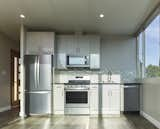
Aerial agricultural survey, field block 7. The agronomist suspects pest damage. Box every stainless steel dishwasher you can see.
[124,84,140,112]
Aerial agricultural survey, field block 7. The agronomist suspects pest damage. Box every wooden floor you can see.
[0,108,19,128]
[1,114,158,129]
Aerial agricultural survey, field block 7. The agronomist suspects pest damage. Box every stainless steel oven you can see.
[64,76,90,114]
[65,87,89,108]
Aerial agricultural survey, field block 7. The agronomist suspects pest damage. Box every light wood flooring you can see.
[1,114,158,129]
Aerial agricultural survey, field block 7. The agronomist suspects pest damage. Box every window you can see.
[145,15,160,77]
[138,33,143,63]
[137,32,144,78]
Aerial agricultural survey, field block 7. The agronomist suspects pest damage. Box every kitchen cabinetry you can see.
[26,32,55,55]
[54,85,64,114]
[102,84,120,115]
[57,35,90,56]
[56,35,100,69]
[90,85,99,115]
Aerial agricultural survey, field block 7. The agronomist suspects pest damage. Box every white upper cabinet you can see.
[26,32,55,55]
[89,36,100,69]
[56,53,67,69]
[57,35,90,56]
[57,35,76,55]
[76,36,90,56]
[90,54,100,69]
[89,36,100,54]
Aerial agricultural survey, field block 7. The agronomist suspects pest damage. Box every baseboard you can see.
[54,110,64,115]
[0,106,11,112]
[140,111,160,129]
[64,108,89,115]
[123,111,140,114]
[101,110,120,115]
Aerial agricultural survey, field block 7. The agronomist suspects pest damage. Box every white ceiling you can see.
[0,0,159,41]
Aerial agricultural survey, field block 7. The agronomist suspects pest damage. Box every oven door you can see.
[65,89,89,108]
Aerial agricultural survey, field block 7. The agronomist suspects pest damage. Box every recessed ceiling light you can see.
[20,14,25,19]
[99,14,104,18]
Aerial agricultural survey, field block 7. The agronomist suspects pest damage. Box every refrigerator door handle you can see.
[37,56,40,89]
[27,91,50,94]
[34,56,37,89]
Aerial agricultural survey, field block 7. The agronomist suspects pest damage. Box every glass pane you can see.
[138,33,143,62]
[145,15,160,77]
[69,57,85,65]
[14,57,18,101]
[66,91,88,103]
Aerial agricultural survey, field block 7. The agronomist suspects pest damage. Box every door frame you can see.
[10,49,20,109]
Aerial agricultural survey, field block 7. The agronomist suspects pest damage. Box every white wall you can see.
[0,32,19,112]
[101,36,137,82]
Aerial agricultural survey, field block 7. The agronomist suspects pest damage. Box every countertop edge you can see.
[54,83,142,85]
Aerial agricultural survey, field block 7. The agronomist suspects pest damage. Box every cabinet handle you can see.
[111,91,112,96]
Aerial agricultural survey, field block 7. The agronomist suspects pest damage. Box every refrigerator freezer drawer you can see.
[25,91,51,115]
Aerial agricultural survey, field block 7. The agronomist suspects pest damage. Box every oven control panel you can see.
[64,85,90,90]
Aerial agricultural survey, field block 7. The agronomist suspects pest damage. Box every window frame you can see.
[137,13,160,78]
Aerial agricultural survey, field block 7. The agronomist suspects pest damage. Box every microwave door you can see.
[69,56,85,65]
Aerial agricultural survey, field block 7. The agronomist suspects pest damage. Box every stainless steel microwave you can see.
[66,55,90,68]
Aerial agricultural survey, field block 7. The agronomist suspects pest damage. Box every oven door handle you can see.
[64,88,89,91]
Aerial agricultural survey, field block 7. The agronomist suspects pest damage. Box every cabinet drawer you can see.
[103,84,120,90]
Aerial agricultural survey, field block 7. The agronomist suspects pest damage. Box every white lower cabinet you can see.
[102,84,120,115]
[90,85,99,115]
[54,85,64,114]
[53,84,120,116]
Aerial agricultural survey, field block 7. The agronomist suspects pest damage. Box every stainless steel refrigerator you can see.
[24,55,53,115]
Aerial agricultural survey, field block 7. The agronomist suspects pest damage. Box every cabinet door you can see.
[89,36,100,69]
[76,36,90,56]
[90,85,99,113]
[89,36,100,54]
[26,32,55,54]
[57,36,67,53]
[102,85,110,111]
[57,35,76,55]
[90,54,100,69]
[110,89,120,111]
[54,85,64,112]
[56,53,66,69]
[65,35,76,55]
